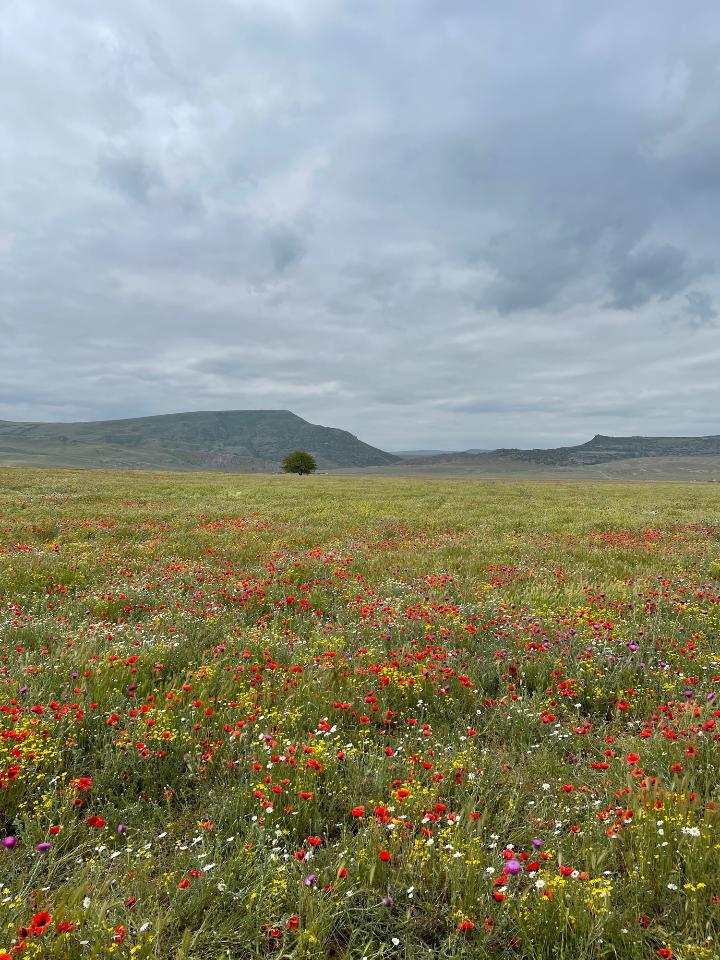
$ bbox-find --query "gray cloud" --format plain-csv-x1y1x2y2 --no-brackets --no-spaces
98,150,163,205
682,290,718,328
606,243,707,310
0,0,719,449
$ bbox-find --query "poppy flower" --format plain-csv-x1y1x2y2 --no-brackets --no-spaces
459,920,475,931
351,806,365,817
379,850,392,862
86,816,106,828
31,912,52,935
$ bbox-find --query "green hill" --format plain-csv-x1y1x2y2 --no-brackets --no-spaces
402,433,720,468
0,410,400,471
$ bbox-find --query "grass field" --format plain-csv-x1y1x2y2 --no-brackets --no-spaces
0,469,719,959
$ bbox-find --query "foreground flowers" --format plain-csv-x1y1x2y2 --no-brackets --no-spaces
0,468,718,958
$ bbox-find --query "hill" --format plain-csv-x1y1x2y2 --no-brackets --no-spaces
400,433,720,468
0,410,400,472
494,433,720,466
330,434,720,480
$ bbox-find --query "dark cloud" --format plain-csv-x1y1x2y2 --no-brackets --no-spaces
682,290,718,328
268,226,306,273
0,0,719,449
98,150,163,205
606,243,705,310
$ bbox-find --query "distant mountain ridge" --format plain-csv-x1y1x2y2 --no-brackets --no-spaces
406,434,720,467
0,410,400,471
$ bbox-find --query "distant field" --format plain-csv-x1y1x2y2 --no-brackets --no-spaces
0,469,719,958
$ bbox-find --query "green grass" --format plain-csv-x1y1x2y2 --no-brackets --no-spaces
0,469,718,959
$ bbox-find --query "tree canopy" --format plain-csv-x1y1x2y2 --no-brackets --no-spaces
282,450,317,475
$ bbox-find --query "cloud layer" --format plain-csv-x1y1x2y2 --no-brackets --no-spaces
1,0,719,449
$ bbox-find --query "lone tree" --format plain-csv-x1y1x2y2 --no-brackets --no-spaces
282,450,317,475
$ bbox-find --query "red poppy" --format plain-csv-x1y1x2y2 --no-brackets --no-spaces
86,816,106,828
31,912,52,935
379,850,391,862
70,777,93,791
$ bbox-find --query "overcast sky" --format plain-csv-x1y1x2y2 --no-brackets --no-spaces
1,1,719,450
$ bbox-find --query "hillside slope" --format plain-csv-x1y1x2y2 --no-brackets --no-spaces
404,434,720,468
0,410,400,471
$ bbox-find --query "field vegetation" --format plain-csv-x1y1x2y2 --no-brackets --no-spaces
0,469,719,959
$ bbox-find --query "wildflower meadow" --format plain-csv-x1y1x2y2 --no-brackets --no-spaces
0,468,719,960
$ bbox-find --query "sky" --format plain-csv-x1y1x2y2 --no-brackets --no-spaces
1,0,719,451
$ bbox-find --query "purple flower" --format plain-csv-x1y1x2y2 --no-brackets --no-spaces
3,836,17,849
303,874,317,887
505,859,522,876
35,842,52,853
383,895,394,907
532,838,543,848
117,824,127,834
19,687,28,695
